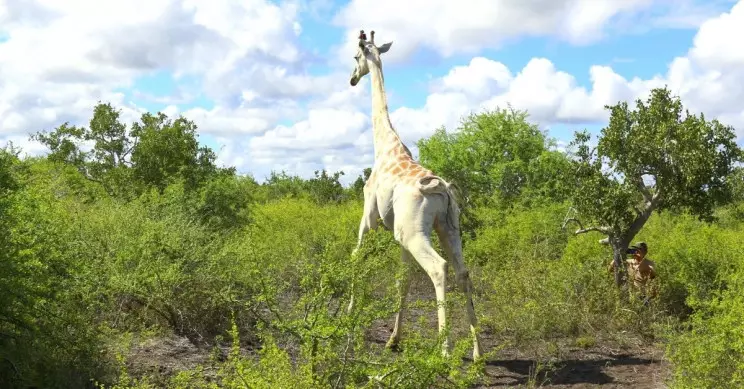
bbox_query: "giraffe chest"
[377,191,396,230]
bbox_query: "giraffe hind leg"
[436,222,482,360]
[401,232,451,357]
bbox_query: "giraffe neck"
[368,58,406,160]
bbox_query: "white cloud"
[289,0,744,184]
[391,0,744,141]
[0,0,327,148]
[3,0,744,187]
[382,57,662,148]
[251,109,369,152]
[330,0,731,66]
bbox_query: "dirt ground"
[126,274,671,388]
[127,329,670,388]
[478,342,669,388]
[365,319,669,389]
[476,345,669,388]
[366,272,671,388]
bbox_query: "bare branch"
[122,138,138,159]
[563,217,610,236]
[587,146,597,161]
[576,226,611,235]
[651,190,663,206]
[81,165,102,183]
[562,217,583,231]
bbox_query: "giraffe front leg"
[386,248,413,351]
[347,200,378,314]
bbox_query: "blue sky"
[1,0,742,182]
[126,13,698,113]
[119,1,707,156]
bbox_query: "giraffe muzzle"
[350,68,360,86]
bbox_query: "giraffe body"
[347,30,482,360]
[366,140,447,233]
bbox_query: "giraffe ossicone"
[346,29,483,361]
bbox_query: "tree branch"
[651,190,662,206]
[562,217,610,236]
[635,176,652,203]
[576,226,611,235]
[624,189,663,244]
[562,217,582,230]
[81,165,102,184]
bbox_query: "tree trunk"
[610,193,661,287]
[611,244,626,287]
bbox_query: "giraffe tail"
[443,181,462,231]
[418,176,461,231]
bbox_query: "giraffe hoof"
[385,340,402,353]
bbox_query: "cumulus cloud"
[3,0,744,186]
[391,0,744,143]
[0,0,325,146]
[384,57,661,148]
[222,75,375,181]
[277,0,744,183]
[329,0,737,66]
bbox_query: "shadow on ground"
[478,353,660,387]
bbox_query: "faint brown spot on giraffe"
[415,170,429,178]
[383,161,398,172]
[408,167,422,177]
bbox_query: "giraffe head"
[349,29,393,86]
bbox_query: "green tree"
[263,171,308,201]
[306,169,345,204]
[31,102,134,196]
[130,111,229,192]
[87,102,132,175]
[33,102,230,197]
[565,87,742,286]
[347,167,372,200]
[29,123,88,167]
[417,107,572,234]
[196,174,259,229]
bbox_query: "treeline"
[1,87,744,388]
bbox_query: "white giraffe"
[346,29,482,360]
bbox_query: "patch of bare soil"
[125,270,671,388]
[124,334,221,384]
[367,318,670,389]
[474,340,670,388]
[365,272,671,388]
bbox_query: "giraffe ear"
[378,41,393,54]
